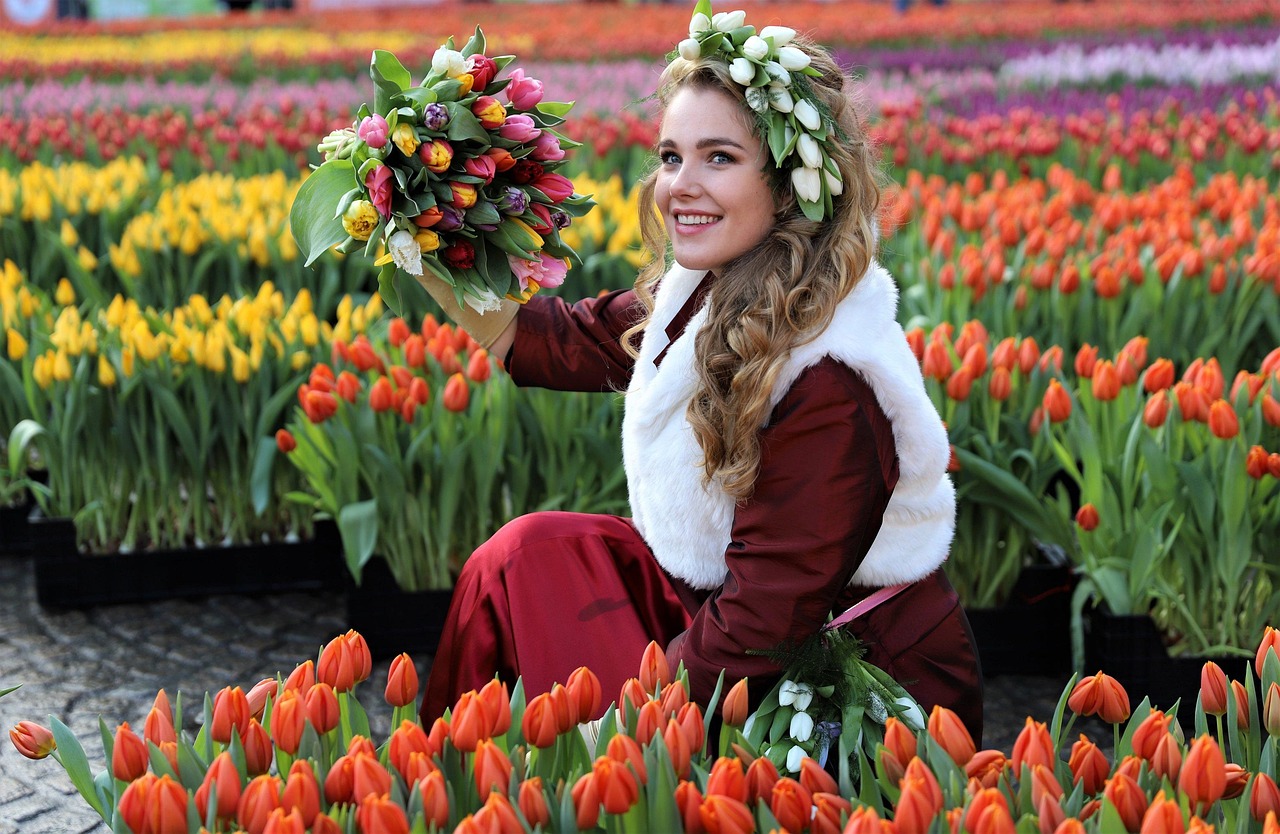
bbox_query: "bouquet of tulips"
[14,626,1280,833]
[290,28,595,319]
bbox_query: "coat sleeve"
[505,289,643,392]
[664,358,900,703]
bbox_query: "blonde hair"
[623,37,885,500]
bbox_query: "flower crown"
[674,0,843,221]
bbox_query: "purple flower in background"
[422,103,450,131]
[435,204,465,233]
[496,187,529,216]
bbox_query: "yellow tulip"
[231,348,250,383]
[120,347,135,377]
[52,350,72,382]
[98,354,117,388]
[77,246,97,272]
[32,354,52,389]
[6,327,27,360]
[290,350,310,371]
[55,278,75,307]
[299,315,318,347]
[60,219,78,247]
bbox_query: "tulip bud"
[688,11,711,34]
[1265,683,1280,737]
[927,704,977,767]
[741,35,769,61]
[1075,504,1100,533]
[791,166,821,202]
[1068,735,1108,795]
[9,720,57,760]
[777,46,811,70]
[1257,626,1280,678]
[1179,735,1227,815]
[677,38,701,61]
[384,653,419,708]
[1253,773,1280,822]
[1103,772,1147,833]
[721,678,749,728]
[729,57,755,85]
[112,722,150,782]
[211,686,251,745]
[712,9,746,31]
[1201,661,1229,715]
[566,666,603,723]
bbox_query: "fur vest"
[620,262,955,591]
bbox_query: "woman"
[418,18,983,740]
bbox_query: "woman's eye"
[710,151,734,164]
[660,151,681,165]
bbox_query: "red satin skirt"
[419,511,983,742]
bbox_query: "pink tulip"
[498,114,540,143]
[531,131,565,162]
[365,165,394,219]
[357,114,389,149]
[505,68,544,110]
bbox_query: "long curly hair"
[622,37,886,501]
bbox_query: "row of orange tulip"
[12,627,1280,833]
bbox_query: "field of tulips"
[5,0,1280,830]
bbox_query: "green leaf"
[291,159,357,267]
[371,49,412,113]
[248,436,277,517]
[338,499,380,582]
[460,26,486,58]
[50,717,107,819]
[7,419,43,475]
[535,101,575,119]
[377,263,402,317]
[445,104,491,145]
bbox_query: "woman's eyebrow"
[657,137,748,151]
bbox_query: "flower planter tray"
[345,559,453,660]
[0,500,33,557]
[31,516,344,609]
[965,563,1076,677]
[1083,609,1243,718]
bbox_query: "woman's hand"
[417,275,520,352]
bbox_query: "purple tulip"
[423,103,450,132]
[496,187,529,215]
[435,204,465,233]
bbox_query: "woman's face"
[655,86,776,273]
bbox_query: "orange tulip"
[1037,794,1066,834]
[418,770,450,828]
[1075,504,1100,532]
[355,793,410,834]
[1043,379,1071,423]
[923,340,954,381]
[1173,382,1210,422]
[269,689,305,755]
[1092,360,1120,401]
[638,640,672,694]
[721,678,749,728]
[237,773,284,834]
[384,653,418,708]
[351,752,393,803]
[988,366,1012,401]
[1149,732,1182,782]
[1075,344,1099,378]
[699,794,754,834]
[1263,393,1280,428]
[347,735,376,759]
[118,773,157,834]
[242,719,274,776]
[812,792,851,834]
[1208,399,1239,439]
[522,691,562,749]
[1224,762,1249,800]
[478,678,512,737]
[675,779,706,834]
[1140,792,1185,834]
[245,678,278,722]
[305,683,340,735]
[1257,626,1280,677]
[1268,811,1280,834]
[675,702,705,756]
[659,680,690,719]
[1197,358,1225,397]
[473,792,523,834]
[664,718,693,780]
[769,777,813,833]
[593,755,641,815]
[323,755,354,805]
[211,685,251,745]
[744,754,780,806]
[947,365,975,401]
[634,699,664,745]
[1017,337,1040,374]
[1030,762,1064,811]
[195,751,242,822]
[799,755,840,796]
[896,774,942,832]
[963,787,1010,831]
[1252,773,1280,822]
[1068,671,1130,723]
[571,771,602,830]
[518,776,550,830]
[387,720,430,781]
[844,806,884,834]
[474,737,513,797]
[1068,735,1109,795]
[450,690,493,753]
[606,733,648,785]
[283,660,315,694]
[965,749,1008,789]
[1178,735,1226,815]
[928,704,976,766]
[1012,718,1056,776]
[1200,661,1228,716]
[969,800,1017,834]
[317,633,357,693]
[883,715,918,771]
[144,704,177,747]
[281,759,320,827]
[443,372,470,412]
[1144,392,1170,427]
[567,666,604,723]
[112,721,150,782]
[1248,445,1271,479]
[1265,683,1280,737]
[1104,772,1148,833]
[1055,820,1087,834]
[1143,358,1176,392]
[1131,710,1172,759]
[705,757,747,802]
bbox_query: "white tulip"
[793,99,822,131]
[792,166,821,203]
[677,38,701,61]
[463,286,505,314]
[764,61,791,86]
[741,35,769,61]
[688,11,711,35]
[431,47,465,77]
[777,46,811,71]
[711,9,746,32]
[789,711,815,742]
[745,87,770,113]
[387,229,423,276]
[796,133,822,169]
[729,57,756,86]
[824,168,844,197]
[778,680,813,710]
[895,697,927,730]
[785,745,808,774]
[760,25,796,46]
[768,85,794,113]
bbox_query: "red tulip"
[1104,772,1148,833]
[593,755,640,815]
[1200,661,1228,715]
[664,717,693,780]
[387,720,430,781]
[560,666,602,724]
[474,738,513,797]
[1091,359,1120,401]
[1149,732,1182,782]
[355,793,410,834]
[744,754,779,806]
[211,686,251,745]
[606,733,648,785]
[518,776,550,830]
[1144,392,1170,427]
[844,806,884,834]
[1075,504,1100,533]
[659,680,690,719]
[965,749,1008,789]
[675,779,705,834]
[242,718,274,776]
[800,754,840,796]
[638,640,672,694]
[634,699,664,745]
[704,757,746,802]
[769,777,813,833]
[281,759,320,826]
[323,755,354,805]
[417,770,450,829]
[237,773,283,834]
[522,691,562,749]
[384,653,418,708]
[1144,358,1176,392]
[1012,717,1056,776]
[304,683,340,735]
[195,751,242,822]
[1068,735,1109,795]
[1224,762,1249,800]
[1252,773,1280,822]
[119,773,158,834]
[351,752,393,803]
[1043,379,1071,423]
[450,690,493,752]
[1131,710,1172,759]
[1140,792,1185,834]
[269,689,305,755]
[275,428,296,453]
[1208,399,1239,439]
[1075,343,1099,378]
[478,678,512,736]
[988,366,1012,401]
[1258,626,1280,677]
[283,660,314,694]
[443,372,470,412]
[369,376,395,412]
[571,771,602,830]
[1248,445,1271,479]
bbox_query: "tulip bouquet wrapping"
[270,314,628,591]
[289,28,595,319]
[14,627,1280,834]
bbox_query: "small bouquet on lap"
[290,28,595,345]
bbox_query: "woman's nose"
[669,163,702,198]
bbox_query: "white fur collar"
[621,262,955,590]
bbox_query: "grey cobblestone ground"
[0,551,1066,832]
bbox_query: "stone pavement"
[0,551,1068,833]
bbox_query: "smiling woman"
[418,5,983,755]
